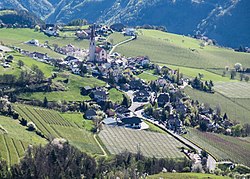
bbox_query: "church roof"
[95,47,103,53]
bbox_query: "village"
[0,24,237,137]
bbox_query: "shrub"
[27,122,37,131]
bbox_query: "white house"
[124,28,136,36]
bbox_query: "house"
[32,52,48,60]
[157,93,170,107]
[43,27,59,37]
[81,86,93,95]
[92,88,108,102]
[121,116,142,129]
[106,109,115,117]
[95,47,107,63]
[75,30,89,39]
[102,117,117,125]
[26,39,39,46]
[124,28,136,36]
[133,90,150,102]
[5,55,14,63]
[84,109,97,120]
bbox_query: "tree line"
[0,139,192,179]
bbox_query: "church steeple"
[89,24,96,62]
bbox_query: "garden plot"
[99,126,186,158]
[214,82,250,98]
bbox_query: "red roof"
[95,47,102,53]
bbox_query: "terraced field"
[0,115,46,166]
[14,104,103,155]
[99,126,186,158]
[184,128,250,167]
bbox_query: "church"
[88,24,107,63]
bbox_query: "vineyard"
[98,126,186,158]
[14,104,103,155]
[184,128,250,167]
[0,115,46,166]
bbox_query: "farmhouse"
[121,116,142,129]
[81,86,93,95]
[91,88,108,102]
[133,90,150,102]
[84,109,97,120]
[124,28,136,36]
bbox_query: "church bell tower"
[89,24,96,62]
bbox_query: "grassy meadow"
[107,32,130,45]
[108,88,124,104]
[116,29,250,69]
[0,28,89,49]
[18,72,105,102]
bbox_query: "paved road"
[125,90,217,171]
[109,36,135,55]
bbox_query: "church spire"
[89,24,96,62]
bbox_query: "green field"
[0,28,89,49]
[107,32,130,45]
[148,172,230,179]
[108,88,124,104]
[137,71,159,82]
[162,64,234,82]
[184,87,250,124]
[99,126,186,158]
[14,104,103,155]
[0,115,46,166]
[18,73,105,101]
[0,52,54,77]
[116,29,250,69]
[184,128,250,167]
[214,82,250,98]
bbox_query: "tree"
[27,122,37,131]
[199,121,208,132]
[234,63,242,72]
[17,60,24,68]
[43,97,48,108]
[10,139,96,179]
[245,76,249,82]
[121,94,130,108]
[230,69,236,80]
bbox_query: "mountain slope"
[0,0,249,47]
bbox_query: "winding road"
[124,90,217,171]
[109,36,135,55]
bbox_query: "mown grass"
[137,72,158,82]
[108,88,124,104]
[148,172,230,179]
[116,29,250,69]
[184,128,250,167]
[18,73,105,102]
[0,52,54,77]
[144,121,167,134]
[184,87,250,124]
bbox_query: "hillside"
[0,9,44,26]
[0,0,249,47]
